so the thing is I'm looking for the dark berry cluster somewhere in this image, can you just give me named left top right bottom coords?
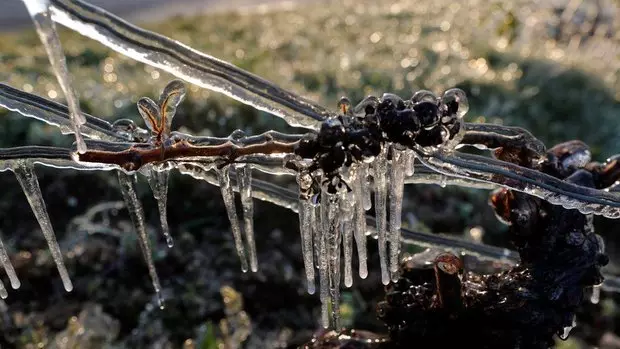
left=293, top=89, right=468, bottom=189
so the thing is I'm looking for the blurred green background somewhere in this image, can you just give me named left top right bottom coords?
left=0, top=0, right=619, bottom=348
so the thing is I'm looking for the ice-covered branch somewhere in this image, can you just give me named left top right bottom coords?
left=0, top=83, right=121, bottom=141
left=414, top=148, right=620, bottom=218
left=46, top=0, right=335, bottom=131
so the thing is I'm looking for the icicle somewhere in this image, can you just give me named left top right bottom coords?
left=298, top=198, right=316, bottom=294
left=0, top=279, right=6, bottom=299
left=117, top=171, right=163, bottom=308
left=0, top=235, right=20, bottom=290
left=388, top=148, right=406, bottom=279
left=317, top=200, right=329, bottom=328
left=13, top=161, right=72, bottom=292
left=404, top=150, right=415, bottom=177
left=353, top=168, right=368, bottom=279
left=559, top=315, right=577, bottom=340
left=216, top=167, right=249, bottom=273
left=321, top=187, right=342, bottom=329
left=372, top=149, right=390, bottom=285
left=591, top=285, right=601, bottom=304
left=361, top=164, right=373, bottom=211
left=237, top=165, right=258, bottom=272
left=146, top=168, right=173, bottom=248
left=23, top=0, right=87, bottom=153
left=343, top=218, right=353, bottom=288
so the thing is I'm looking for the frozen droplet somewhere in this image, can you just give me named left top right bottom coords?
left=411, top=90, right=437, bottom=104
left=117, top=172, right=163, bottom=306
left=216, top=167, right=249, bottom=272
left=13, top=162, right=72, bottom=292
left=441, top=88, right=469, bottom=119
left=237, top=165, right=258, bottom=272
left=353, top=95, right=380, bottom=116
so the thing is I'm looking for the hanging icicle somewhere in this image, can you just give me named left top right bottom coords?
left=216, top=166, right=249, bottom=273
left=0, top=234, right=20, bottom=290
left=342, top=216, right=353, bottom=288
left=321, top=185, right=342, bottom=329
left=353, top=166, right=368, bottom=279
left=404, top=150, right=415, bottom=177
left=317, top=198, right=329, bottom=328
left=13, top=161, right=73, bottom=292
left=388, top=148, right=406, bottom=280
left=146, top=167, right=173, bottom=248
left=297, top=174, right=316, bottom=294
left=22, top=0, right=87, bottom=152
left=237, top=164, right=258, bottom=272
left=117, top=171, right=164, bottom=308
left=372, top=148, right=390, bottom=285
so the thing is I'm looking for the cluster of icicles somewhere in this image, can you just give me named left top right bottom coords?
left=297, top=147, right=414, bottom=328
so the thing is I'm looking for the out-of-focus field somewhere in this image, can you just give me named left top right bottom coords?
left=0, top=0, right=619, bottom=348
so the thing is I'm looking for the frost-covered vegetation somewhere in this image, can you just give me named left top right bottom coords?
left=0, top=0, right=619, bottom=348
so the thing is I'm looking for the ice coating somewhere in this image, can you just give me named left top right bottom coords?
left=26, top=3, right=87, bottom=152
left=0, top=83, right=121, bottom=142
left=13, top=161, right=73, bottom=292
left=388, top=148, right=405, bottom=279
left=216, top=167, right=249, bottom=273
left=299, top=198, right=316, bottom=294
left=117, top=172, right=163, bottom=308
left=47, top=0, right=334, bottom=131
left=145, top=167, right=173, bottom=248
left=0, top=235, right=20, bottom=290
left=372, top=149, right=390, bottom=285
left=237, top=165, right=258, bottom=272
left=417, top=150, right=620, bottom=219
